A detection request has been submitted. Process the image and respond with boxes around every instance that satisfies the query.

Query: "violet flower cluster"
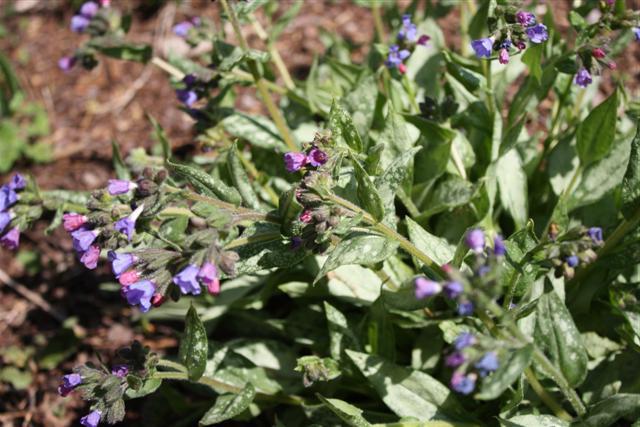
[414,228,506,316]
[173,17,201,38]
[471,10,547,64]
[446,332,500,395]
[59,1,110,72]
[0,174,26,251]
[546,226,604,279]
[385,14,430,73]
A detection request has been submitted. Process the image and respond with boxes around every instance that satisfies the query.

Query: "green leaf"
[368,298,396,361]
[576,90,618,167]
[476,345,533,400]
[199,383,256,425]
[222,112,287,152]
[374,146,422,208]
[500,415,570,427]
[125,377,162,399]
[534,291,588,387]
[179,305,208,381]
[496,149,528,229]
[227,143,261,210]
[622,124,640,218]
[324,301,361,361]
[87,36,151,62]
[317,395,372,427]
[329,100,364,152]
[148,114,171,161]
[0,121,23,172]
[111,140,131,180]
[406,217,455,266]
[352,157,385,221]
[345,350,469,422]
[169,161,242,205]
[0,367,32,390]
[521,43,543,83]
[582,394,640,427]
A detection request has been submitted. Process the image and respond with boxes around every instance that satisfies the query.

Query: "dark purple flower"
[493,235,506,256]
[443,281,463,299]
[284,152,307,172]
[499,39,512,49]
[465,228,485,253]
[123,280,155,312]
[516,11,536,26]
[525,24,548,44]
[9,174,26,191]
[109,251,137,277]
[471,38,493,58]
[176,89,198,107]
[291,236,303,249]
[451,371,476,395]
[197,262,220,295]
[80,1,99,18]
[515,40,526,50]
[415,277,442,299]
[173,21,194,37]
[397,14,418,42]
[173,264,202,295]
[498,49,509,64]
[633,27,640,41]
[58,56,77,72]
[417,34,430,46]
[57,373,82,396]
[587,227,603,244]
[445,352,466,368]
[457,301,474,316]
[1,227,20,250]
[566,255,579,268]
[72,229,99,253]
[385,44,411,68]
[80,245,100,270]
[70,14,91,33]
[111,364,129,378]
[80,410,101,427]
[307,147,328,167]
[63,213,88,232]
[475,351,499,377]
[0,185,18,211]
[0,212,12,234]
[114,205,144,241]
[454,332,476,350]
[574,68,592,88]
[107,179,135,195]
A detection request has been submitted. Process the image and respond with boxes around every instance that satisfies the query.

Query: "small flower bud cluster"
[283,133,330,173]
[175,73,211,108]
[414,229,506,316]
[471,8,547,64]
[0,174,26,251]
[59,1,110,72]
[445,332,500,395]
[386,14,430,74]
[546,226,604,279]
[59,341,157,426]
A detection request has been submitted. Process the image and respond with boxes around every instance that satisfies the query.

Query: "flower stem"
[524,368,574,421]
[250,17,296,91]
[372,1,386,43]
[156,358,188,373]
[219,0,298,152]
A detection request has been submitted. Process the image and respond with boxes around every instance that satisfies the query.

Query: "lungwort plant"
[4,0,640,425]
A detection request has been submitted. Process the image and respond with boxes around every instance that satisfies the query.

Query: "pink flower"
[63,213,88,232]
[299,210,313,223]
[498,49,509,64]
[80,245,100,270]
[119,270,140,287]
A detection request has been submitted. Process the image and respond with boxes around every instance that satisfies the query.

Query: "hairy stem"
[372,1,386,43]
[250,17,296,90]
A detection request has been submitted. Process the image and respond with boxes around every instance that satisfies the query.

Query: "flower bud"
[218,251,239,276]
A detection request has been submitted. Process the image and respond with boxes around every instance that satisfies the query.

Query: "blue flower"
[0,212,12,234]
[71,229,99,253]
[176,89,198,107]
[587,227,603,244]
[385,44,411,68]
[398,14,418,42]
[114,205,144,241]
[566,255,579,268]
[443,281,464,299]
[633,27,640,41]
[0,185,18,211]
[525,24,548,44]
[173,264,202,295]
[493,234,506,256]
[414,277,442,299]
[70,14,91,33]
[445,351,466,367]
[475,351,499,377]
[465,228,485,253]
[9,174,26,191]
[516,11,536,27]
[0,227,20,250]
[80,410,102,427]
[80,2,99,18]
[457,301,474,316]
[123,280,156,312]
[574,68,593,88]
[173,21,194,37]
[454,332,476,350]
[471,38,493,58]
[108,251,137,277]
[58,373,82,396]
[451,371,476,394]
[107,179,135,195]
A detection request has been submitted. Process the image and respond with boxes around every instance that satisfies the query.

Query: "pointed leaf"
[317,395,372,427]
[576,90,618,167]
[199,383,256,425]
[476,344,533,400]
[179,305,208,381]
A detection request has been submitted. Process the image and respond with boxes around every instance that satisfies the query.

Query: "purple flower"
[1,227,20,250]
[454,332,476,350]
[574,68,593,88]
[80,1,99,18]
[385,44,411,68]
[183,74,198,87]
[516,11,536,26]
[398,14,418,42]
[63,213,88,232]
[476,265,491,277]
[493,235,506,256]
[498,49,509,64]
[587,227,603,244]
[451,371,476,395]
[0,212,12,234]
[71,229,99,253]
[197,262,220,295]
[457,301,474,316]
[471,38,493,58]
[307,147,328,167]
[58,56,77,72]
[445,352,466,367]
[443,281,464,299]
[111,364,129,378]
[173,264,202,295]
[80,410,101,427]
[566,255,579,268]
[475,351,499,377]
[633,27,640,41]
[0,185,18,211]
[107,179,135,195]
[291,236,303,249]
[109,251,137,277]
[9,174,26,191]
[415,277,442,299]
[176,89,198,107]
[465,228,485,253]
[80,245,100,270]
[284,152,307,172]
[123,280,156,312]
[70,14,91,33]
[57,373,82,396]
[417,34,430,46]
[525,24,548,44]
[173,21,194,37]
[114,205,144,241]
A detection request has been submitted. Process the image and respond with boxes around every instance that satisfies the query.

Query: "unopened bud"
[219,251,239,276]
[136,179,158,197]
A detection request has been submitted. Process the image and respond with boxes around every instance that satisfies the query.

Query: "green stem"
[250,18,296,91]
[151,57,184,79]
[156,358,188,373]
[224,231,282,250]
[220,0,298,152]
[372,1,385,43]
